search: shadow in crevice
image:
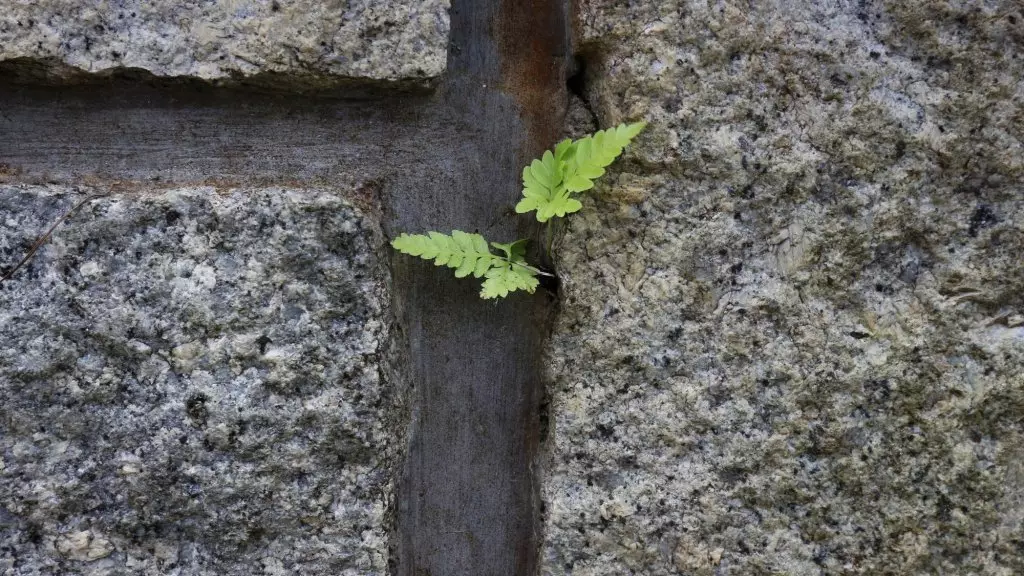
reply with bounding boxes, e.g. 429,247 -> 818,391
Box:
0,57 -> 438,98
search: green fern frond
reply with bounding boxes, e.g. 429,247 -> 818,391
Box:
392,231 -> 541,299
516,122 -> 646,221
563,122 -> 646,193
514,150 -> 583,222
392,230 -> 499,278
480,261 -> 540,299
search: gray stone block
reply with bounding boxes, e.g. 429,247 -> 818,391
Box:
542,1 -> 1024,574
0,185 -> 398,575
0,0 -> 449,82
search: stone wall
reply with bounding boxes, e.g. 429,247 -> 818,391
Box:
542,0 -> 1024,574
0,186 -> 396,575
3,0 -> 1023,574
0,0 -> 449,81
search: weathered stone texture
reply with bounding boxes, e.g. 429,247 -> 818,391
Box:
543,1 -> 1024,574
0,0 -> 449,81
0,186 -> 396,575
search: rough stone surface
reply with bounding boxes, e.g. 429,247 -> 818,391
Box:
0,0 -> 449,81
543,1 -> 1024,574
0,186 -> 396,575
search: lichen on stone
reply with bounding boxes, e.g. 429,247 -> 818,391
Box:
542,1 -> 1024,574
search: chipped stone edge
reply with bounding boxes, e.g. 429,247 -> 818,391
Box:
0,57 -> 442,95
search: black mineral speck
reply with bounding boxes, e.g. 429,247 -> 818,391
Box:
968,204 -> 998,237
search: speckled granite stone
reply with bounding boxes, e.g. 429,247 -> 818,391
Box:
0,186 -> 398,575
542,1 -> 1024,574
0,0 -> 449,82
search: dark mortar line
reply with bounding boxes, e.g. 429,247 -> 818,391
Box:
388,0 -> 568,574
0,76 -> 455,190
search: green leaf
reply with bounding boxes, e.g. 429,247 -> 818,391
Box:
515,177 -> 584,223
480,261 -> 540,299
515,122 -> 646,221
484,241 -> 538,298
514,149 -> 584,222
563,122 -> 646,193
490,239 -> 528,261
554,138 -> 575,163
393,231 -> 543,299
392,230 -> 499,278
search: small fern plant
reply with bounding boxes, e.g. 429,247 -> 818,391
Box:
392,122 -> 646,299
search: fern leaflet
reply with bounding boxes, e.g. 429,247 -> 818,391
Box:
563,122 -> 646,193
481,261 -> 540,299
490,239 -> 528,261
514,150 -> 582,222
516,122 -> 646,221
391,230 -> 499,278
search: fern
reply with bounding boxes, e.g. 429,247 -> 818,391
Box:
515,122 -> 646,222
490,239 -> 528,262
514,150 -> 582,222
564,122 -> 646,192
481,262 -> 540,299
392,230 -> 498,278
391,231 -> 540,299
391,122 -> 646,299
481,239 -> 539,299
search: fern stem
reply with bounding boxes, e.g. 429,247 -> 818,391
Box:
508,259 -> 555,277
544,220 -> 554,262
